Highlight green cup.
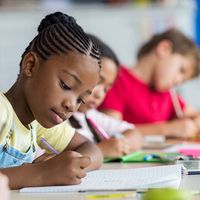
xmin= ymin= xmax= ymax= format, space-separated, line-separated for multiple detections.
xmin=142 ymin=188 xmax=192 ymax=200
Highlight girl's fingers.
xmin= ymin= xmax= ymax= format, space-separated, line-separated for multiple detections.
xmin=79 ymin=156 xmax=91 ymax=169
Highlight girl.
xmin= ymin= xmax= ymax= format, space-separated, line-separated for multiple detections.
xmin=0 ymin=12 xmax=103 ymax=189
xmin=69 ymin=34 xmax=143 ymax=158
xmin=99 ymin=28 xmax=200 ymax=138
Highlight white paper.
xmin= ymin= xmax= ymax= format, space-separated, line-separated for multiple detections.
xmin=20 ymin=164 xmax=182 ymax=193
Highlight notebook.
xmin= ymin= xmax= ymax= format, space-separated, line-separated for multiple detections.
xmin=104 ymin=151 xmax=179 ymax=163
xmin=20 ymin=164 xmax=182 ymax=193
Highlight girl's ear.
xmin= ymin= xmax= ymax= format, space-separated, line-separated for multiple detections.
xmin=155 ymin=39 xmax=173 ymax=58
xmin=21 ymin=52 xmax=39 ymax=77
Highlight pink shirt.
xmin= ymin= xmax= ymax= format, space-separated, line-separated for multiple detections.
xmin=98 ymin=66 xmax=185 ymax=124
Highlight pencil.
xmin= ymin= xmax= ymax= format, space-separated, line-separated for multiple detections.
xmin=40 ymin=137 xmax=59 ymax=155
xmin=170 ymin=89 xmax=184 ymax=118
xmin=86 ymin=117 xmax=110 ymax=140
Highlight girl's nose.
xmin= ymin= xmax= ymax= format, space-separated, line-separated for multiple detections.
xmin=93 ymin=85 xmax=105 ymax=100
xmin=62 ymin=96 xmax=78 ymax=113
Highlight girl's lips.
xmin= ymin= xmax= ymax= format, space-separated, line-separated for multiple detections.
xmin=50 ymin=109 xmax=67 ymax=124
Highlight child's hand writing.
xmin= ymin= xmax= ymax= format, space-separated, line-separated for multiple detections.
xmin=97 ymin=138 xmax=131 ymax=158
xmin=167 ymin=118 xmax=198 ymax=138
xmin=37 ymin=151 xmax=91 ymax=186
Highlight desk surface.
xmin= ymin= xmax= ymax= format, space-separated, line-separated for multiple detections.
xmin=10 ymin=163 xmax=200 ymax=200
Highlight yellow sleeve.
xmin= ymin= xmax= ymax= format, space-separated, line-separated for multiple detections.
xmin=35 ymin=121 xmax=75 ymax=153
xmin=0 ymin=93 xmax=13 ymax=144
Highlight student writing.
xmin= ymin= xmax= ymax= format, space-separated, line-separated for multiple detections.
xmin=0 ymin=12 xmax=103 ymax=189
xmin=69 ymin=34 xmax=143 ymax=158
xmin=99 ymin=28 xmax=200 ymax=138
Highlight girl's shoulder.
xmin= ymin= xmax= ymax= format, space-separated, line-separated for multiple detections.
xmin=0 ymin=92 xmax=13 ymax=121
xmin=0 ymin=92 xmax=14 ymax=143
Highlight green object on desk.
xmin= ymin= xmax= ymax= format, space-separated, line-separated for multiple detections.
xmin=104 ymin=151 xmax=179 ymax=163
xmin=142 ymin=188 xmax=192 ymax=200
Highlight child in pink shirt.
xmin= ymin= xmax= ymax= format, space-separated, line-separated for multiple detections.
xmin=99 ymin=28 xmax=200 ymax=138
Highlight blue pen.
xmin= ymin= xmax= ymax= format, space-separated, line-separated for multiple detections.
xmin=40 ymin=137 xmax=59 ymax=155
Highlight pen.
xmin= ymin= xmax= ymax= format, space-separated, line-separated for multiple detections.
xmin=170 ymin=89 xmax=184 ymax=118
xmin=40 ymin=137 xmax=59 ymax=155
xmin=86 ymin=117 xmax=110 ymax=140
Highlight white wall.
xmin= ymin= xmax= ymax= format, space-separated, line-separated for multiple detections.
xmin=0 ymin=4 xmax=199 ymax=108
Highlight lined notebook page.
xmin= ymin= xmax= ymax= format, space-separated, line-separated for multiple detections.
xmin=20 ymin=164 xmax=182 ymax=193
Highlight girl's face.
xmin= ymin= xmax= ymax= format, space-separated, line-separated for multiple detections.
xmin=78 ymin=58 xmax=118 ymax=113
xmin=152 ymin=53 xmax=194 ymax=91
xmin=23 ymin=52 xmax=100 ymax=128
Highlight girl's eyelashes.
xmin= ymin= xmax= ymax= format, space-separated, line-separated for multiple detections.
xmin=77 ymin=98 xmax=85 ymax=104
xmin=60 ymin=80 xmax=71 ymax=91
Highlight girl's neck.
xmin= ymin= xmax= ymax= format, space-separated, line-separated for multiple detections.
xmin=5 ymin=83 xmax=34 ymax=127
xmin=131 ymin=54 xmax=155 ymax=85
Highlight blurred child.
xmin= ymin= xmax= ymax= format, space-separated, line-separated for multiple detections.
xmin=0 ymin=173 xmax=9 ymax=200
xmin=0 ymin=12 xmax=103 ymax=189
xmin=99 ymin=28 xmax=200 ymax=138
xmin=69 ymin=34 xmax=143 ymax=158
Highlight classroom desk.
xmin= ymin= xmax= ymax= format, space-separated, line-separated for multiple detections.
xmin=10 ymin=163 xmax=200 ymax=200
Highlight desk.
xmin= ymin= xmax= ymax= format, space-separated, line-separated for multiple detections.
xmin=10 ymin=163 xmax=200 ymax=200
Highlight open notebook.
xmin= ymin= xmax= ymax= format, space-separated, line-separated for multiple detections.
xmin=20 ymin=164 xmax=182 ymax=193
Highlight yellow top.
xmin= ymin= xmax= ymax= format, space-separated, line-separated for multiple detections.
xmin=0 ymin=92 xmax=75 ymax=153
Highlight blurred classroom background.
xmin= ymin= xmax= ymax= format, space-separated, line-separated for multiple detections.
xmin=0 ymin=0 xmax=200 ymax=108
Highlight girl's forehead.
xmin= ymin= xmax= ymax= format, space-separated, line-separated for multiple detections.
xmin=56 ymin=53 xmax=100 ymax=83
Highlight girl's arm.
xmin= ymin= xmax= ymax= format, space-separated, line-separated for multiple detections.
xmin=1 ymin=147 xmax=101 ymax=189
xmin=0 ymin=132 xmax=102 ymax=189
xmin=65 ymin=131 xmax=103 ymax=171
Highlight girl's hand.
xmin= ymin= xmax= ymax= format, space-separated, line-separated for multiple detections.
xmin=37 ymin=151 xmax=91 ymax=186
xmin=123 ymin=130 xmax=143 ymax=152
xmin=0 ymin=173 xmax=9 ymax=200
xmin=97 ymin=138 xmax=131 ymax=158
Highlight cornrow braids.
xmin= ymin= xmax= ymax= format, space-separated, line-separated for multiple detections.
xmin=20 ymin=12 xmax=101 ymax=68
xmin=87 ymin=33 xmax=120 ymax=68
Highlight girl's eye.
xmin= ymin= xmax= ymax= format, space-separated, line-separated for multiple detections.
xmin=60 ymin=80 xmax=71 ymax=90
xmin=77 ymin=98 xmax=85 ymax=104
xmin=180 ymin=66 xmax=185 ymax=74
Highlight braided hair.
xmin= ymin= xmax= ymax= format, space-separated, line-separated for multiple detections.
xmin=20 ymin=12 xmax=101 ymax=68
xmin=87 ymin=33 xmax=120 ymax=68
